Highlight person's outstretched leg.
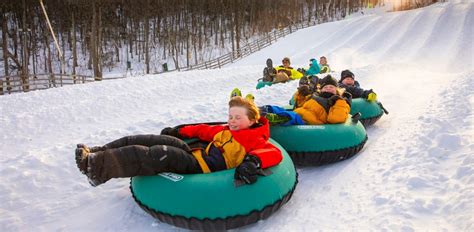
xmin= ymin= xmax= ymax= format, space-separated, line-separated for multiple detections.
xmin=86 ymin=144 xmax=201 ymax=186
xmin=101 ymin=134 xmax=191 ymax=152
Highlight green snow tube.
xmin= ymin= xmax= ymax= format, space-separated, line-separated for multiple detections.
xmin=256 ymin=80 xmax=273 ymax=89
xmin=286 ymin=98 xmax=389 ymax=127
xmin=350 ymin=98 xmax=388 ymax=127
xmin=130 ymin=138 xmax=297 ymax=230
xmin=270 ymin=117 xmax=367 ymax=166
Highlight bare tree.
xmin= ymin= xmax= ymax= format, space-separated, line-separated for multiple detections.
xmin=90 ymin=0 xmax=102 ymax=80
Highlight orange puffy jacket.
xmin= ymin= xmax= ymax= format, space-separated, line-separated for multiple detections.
xmin=294 ymin=95 xmax=350 ymax=125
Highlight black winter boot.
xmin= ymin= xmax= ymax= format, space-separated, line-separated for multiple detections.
xmin=86 ymin=152 xmax=107 ymax=187
xmin=84 ymin=144 xmax=202 ymax=187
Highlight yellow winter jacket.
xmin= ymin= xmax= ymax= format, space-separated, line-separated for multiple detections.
xmin=292 ymin=91 xmax=312 ymax=109
xmin=293 ymin=95 xmax=350 ymax=125
xmin=320 ymin=64 xmax=331 ymax=74
xmin=275 ymin=65 xmax=304 ymax=80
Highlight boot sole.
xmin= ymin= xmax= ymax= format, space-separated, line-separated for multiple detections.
xmin=75 ymin=148 xmax=88 ymax=174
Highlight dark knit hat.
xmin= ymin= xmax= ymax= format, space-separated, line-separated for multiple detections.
xmin=320 ymin=75 xmax=338 ymax=88
xmin=340 ymin=69 xmax=355 ymax=82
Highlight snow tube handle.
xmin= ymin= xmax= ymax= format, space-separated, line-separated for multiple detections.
xmin=351 ymin=112 xmax=361 ymax=124
xmin=377 ymin=102 xmax=389 ymax=114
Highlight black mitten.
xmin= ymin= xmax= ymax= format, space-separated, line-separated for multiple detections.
xmin=319 ymin=91 xmax=334 ymax=99
xmin=328 ymin=95 xmax=342 ymax=107
xmin=234 ymin=155 xmax=261 ymax=185
xmin=297 ymin=68 xmax=306 ymax=75
xmin=160 ymin=127 xmax=181 ymax=138
xmin=362 ymin=89 xmax=372 ymax=99
xmin=298 ymin=85 xmax=312 ymax=96
xmin=342 ymin=92 xmax=352 ymax=106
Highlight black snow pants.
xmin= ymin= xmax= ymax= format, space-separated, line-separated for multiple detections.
xmin=89 ymin=134 xmax=203 ymax=184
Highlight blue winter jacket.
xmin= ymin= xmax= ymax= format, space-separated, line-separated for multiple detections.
xmin=305 ymin=60 xmax=321 ymax=76
xmin=265 ymin=105 xmax=306 ymax=126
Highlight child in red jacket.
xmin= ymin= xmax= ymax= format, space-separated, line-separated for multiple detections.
xmin=75 ymin=96 xmax=282 ymax=186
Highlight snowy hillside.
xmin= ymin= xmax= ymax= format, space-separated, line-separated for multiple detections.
xmin=1 ymin=0 xmax=473 ymax=231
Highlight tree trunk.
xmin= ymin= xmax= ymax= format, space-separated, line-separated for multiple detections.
xmin=220 ymin=18 xmax=225 ymax=48
xmin=97 ymin=3 xmax=103 ymax=77
xmin=91 ymin=0 xmax=102 ymax=80
xmin=185 ymin=14 xmax=190 ymax=68
xmin=230 ymin=15 xmax=235 ymax=58
xmin=30 ymin=10 xmax=37 ymax=80
xmin=129 ymin=18 xmax=133 ymax=59
xmin=45 ymin=34 xmax=54 ymax=87
xmin=145 ymin=0 xmax=150 ymax=73
xmin=1 ymin=13 xmax=7 ymax=94
xmin=235 ymin=7 xmax=241 ymax=57
xmin=2 ymin=13 xmax=10 ymax=84
xmin=72 ymin=10 xmax=77 ymax=82
xmin=12 ymin=21 xmax=18 ymax=59
xmin=21 ymin=0 xmax=29 ymax=91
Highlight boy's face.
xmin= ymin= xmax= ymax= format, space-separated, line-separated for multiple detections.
xmin=342 ymin=77 xmax=355 ymax=86
xmin=228 ymin=106 xmax=254 ymax=131
xmin=282 ymin=59 xmax=290 ymax=68
xmin=320 ymin=57 xmax=327 ymax=65
xmin=321 ymin=85 xmax=337 ymax=95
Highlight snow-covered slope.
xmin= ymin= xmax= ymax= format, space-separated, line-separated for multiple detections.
xmin=1 ymin=1 xmax=473 ymax=231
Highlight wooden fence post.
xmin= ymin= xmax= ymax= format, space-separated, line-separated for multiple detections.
xmin=32 ymin=75 xmax=37 ymax=90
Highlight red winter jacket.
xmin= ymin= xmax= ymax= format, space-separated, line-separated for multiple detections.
xmin=179 ymin=117 xmax=282 ymax=173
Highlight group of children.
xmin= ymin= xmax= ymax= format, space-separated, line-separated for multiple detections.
xmin=74 ymin=56 xmax=378 ymax=188
xmin=259 ymin=56 xmax=378 ymax=126
xmin=262 ymin=56 xmax=331 ymax=83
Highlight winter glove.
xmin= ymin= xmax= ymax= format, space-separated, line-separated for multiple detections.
xmin=319 ymin=91 xmax=333 ymax=98
xmin=297 ymin=68 xmax=306 ymax=75
xmin=160 ymin=127 xmax=181 ymax=138
xmin=342 ymin=92 xmax=352 ymax=106
xmin=234 ymin=155 xmax=262 ymax=185
xmin=298 ymin=85 xmax=311 ymax=96
xmin=367 ymin=92 xmax=377 ymax=102
xmin=328 ymin=95 xmax=342 ymax=107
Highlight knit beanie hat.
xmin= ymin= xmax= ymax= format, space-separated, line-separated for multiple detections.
xmin=320 ymin=75 xmax=338 ymax=88
xmin=340 ymin=69 xmax=355 ymax=82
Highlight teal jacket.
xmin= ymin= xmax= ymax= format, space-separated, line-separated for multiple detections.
xmin=305 ymin=59 xmax=321 ymax=76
